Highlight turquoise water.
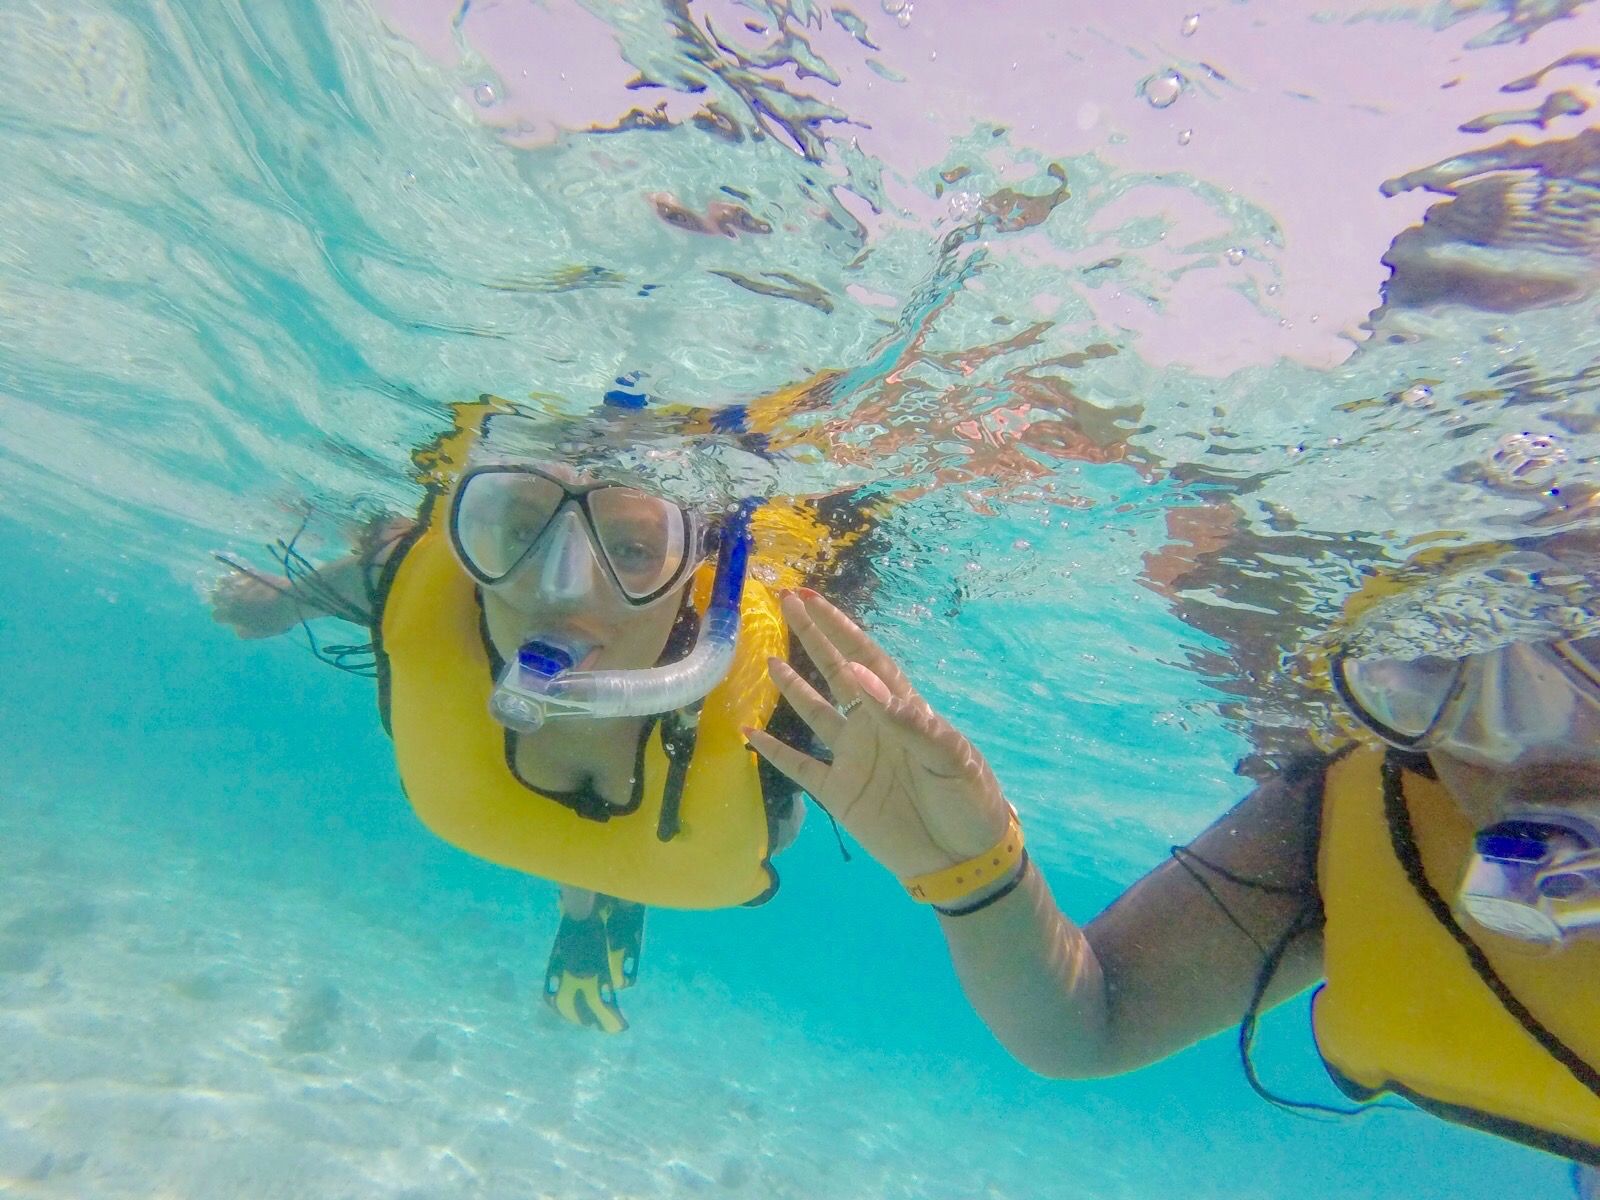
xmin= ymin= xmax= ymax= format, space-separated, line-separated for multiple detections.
xmin=2 ymin=0 xmax=1597 ymax=1196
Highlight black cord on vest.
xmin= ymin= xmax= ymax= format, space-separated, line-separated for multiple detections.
xmin=1175 ymin=751 xmax=1403 ymax=1121
xmin=1382 ymin=755 xmax=1600 ymax=1102
xmin=1235 ymin=905 xmax=1374 ymax=1118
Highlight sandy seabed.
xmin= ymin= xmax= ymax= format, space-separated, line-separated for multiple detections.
xmin=0 ymin=764 xmax=1575 ymax=1200
xmin=0 ymin=781 xmax=1149 ymax=1200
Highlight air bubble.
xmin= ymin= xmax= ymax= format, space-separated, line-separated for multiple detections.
xmin=1177 ymin=128 xmax=1193 ymax=145
xmin=1265 ymin=283 xmax=1281 ymax=296
xmin=947 ymin=190 xmax=981 ymax=220
xmin=1487 ymin=431 xmax=1566 ymax=488
xmin=1224 ymin=246 xmax=1245 ymax=266
xmin=881 ymin=0 xmax=913 ymax=24
xmin=1181 ymin=13 xmax=1200 ymax=36
xmin=1397 ymin=384 xmax=1433 ymax=409
xmin=1140 ymin=70 xmax=1185 ymax=109
xmin=473 ymin=82 xmax=497 ymax=107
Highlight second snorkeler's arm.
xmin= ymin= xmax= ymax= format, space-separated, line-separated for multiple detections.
xmin=937 ymin=767 xmax=1325 ymax=1078
xmin=749 ymin=589 xmax=1325 ymax=1078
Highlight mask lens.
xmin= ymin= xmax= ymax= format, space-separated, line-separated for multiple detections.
xmin=1338 ymin=653 xmax=1460 ymax=741
xmin=452 ymin=471 xmax=565 ymax=582
xmin=588 ymin=487 xmax=689 ymax=600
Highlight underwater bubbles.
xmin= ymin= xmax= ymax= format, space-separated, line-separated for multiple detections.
xmin=1141 ymin=70 xmax=1186 ymax=109
xmin=1224 ymin=247 xmax=1246 ymax=266
xmin=473 ymin=81 xmax=497 ymax=107
xmin=1487 ymin=430 xmax=1566 ymax=488
xmin=1181 ymin=13 xmax=1201 ymax=36
xmin=882 ymin=0 xmax=913 ymax=26
xmin=947 ymin=190 xmax=982 ymax=220
xmin=1177 ymin=128 xmax=1193 ymax=145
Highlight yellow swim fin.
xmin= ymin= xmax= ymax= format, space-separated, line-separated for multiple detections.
xmin=600 ymin=900 xmax=645 ymax=991
xmin=543 ymin=909 xmax=627 ymax=1035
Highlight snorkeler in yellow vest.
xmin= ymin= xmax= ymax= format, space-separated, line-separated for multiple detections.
xmin=744 ymin=534 xmax=1600 ymax=1171
xmin=213 ymin=378 xmax=865 ymax=1034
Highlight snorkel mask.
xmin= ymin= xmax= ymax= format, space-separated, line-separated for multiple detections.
xmin=496 ymin=501 xmax=750 ymax=733
xmin=1333 ymin=638 xmax=1600 ymax=946
xmin=1332 ymin=637 xmax=1600 ymax=767
xmin=432 ymin=377 xmax=815 ymax=731
xmin=445 ymin=403 xmax=767 ymax=732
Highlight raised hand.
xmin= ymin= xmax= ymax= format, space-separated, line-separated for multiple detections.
xmin=745 ymin=589 xmax=1013 ymax=882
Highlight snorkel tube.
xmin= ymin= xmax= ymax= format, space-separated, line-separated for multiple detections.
xmin=488 ymin=501 xmax=756 ymax=733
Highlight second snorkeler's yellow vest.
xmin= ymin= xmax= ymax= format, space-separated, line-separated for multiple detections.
xmin=376 ymin=502 xmax=794 ymax=910
xmin=1314 ymin=747 xmax=1600 ymax=1165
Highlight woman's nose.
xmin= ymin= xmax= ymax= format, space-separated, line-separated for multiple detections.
xmin=1456 ymin=644 xmax=1581 ymax=762
xmin=529 ymin=508 xmax=604 ymax=605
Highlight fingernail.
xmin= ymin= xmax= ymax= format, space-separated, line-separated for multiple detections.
xmin=797 ymin=587 xmax=821 ymax=600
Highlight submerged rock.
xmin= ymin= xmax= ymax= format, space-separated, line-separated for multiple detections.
xmin=281 ymin=981 xmax=342 ymax=1053
xmin=488 ymin=967 xmax=517 ymax=1004
xmin=406 ymin=1031 xmax=445 ymax=1063
xmin=718 ymin=1156 xmax=751 ymax=1189
xmin=169 ymin=968 xmax=229 ymax=1002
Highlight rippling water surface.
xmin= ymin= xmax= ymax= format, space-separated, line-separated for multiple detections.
xmin=1 ymin=0 xmax=1597 ymax=1196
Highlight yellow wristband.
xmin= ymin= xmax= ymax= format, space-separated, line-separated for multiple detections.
xmin=902 ymin=811 xmax=1025 ymax=904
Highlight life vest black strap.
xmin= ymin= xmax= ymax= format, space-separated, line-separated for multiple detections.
xmin=656 ymin=709 xmax=700 ymax=842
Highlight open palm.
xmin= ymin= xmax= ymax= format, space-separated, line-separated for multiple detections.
xmin=746 ymin=590 xmax=1013 ymax=882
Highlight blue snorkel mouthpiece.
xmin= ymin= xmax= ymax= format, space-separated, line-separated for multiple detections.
xmin=488 ymin=639 xmax=584 ymax=733
xmin=517 ymin=641 xmax=575 ymax=678
xmin=488 ymin=502 xmax=757 ymax=732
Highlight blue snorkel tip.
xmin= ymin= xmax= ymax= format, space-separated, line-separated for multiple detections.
xmin=708 ymin=499 xmax=757 ymax=615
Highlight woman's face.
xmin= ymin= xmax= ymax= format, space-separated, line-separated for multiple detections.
xmin=453 ymin=464 xmax=698 ymax=674
xmin=1416 ymin=641 xmax=1600 ymax=823
xmin=1431 ymin=751 xmax=1600 ymax=827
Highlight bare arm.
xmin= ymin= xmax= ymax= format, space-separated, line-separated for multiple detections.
xmin=211 ymin=516 xmax=413 ymax=638
xmin=749 ymin=589 xmax=1326 ymax=1080
xmin=938 ymin=766 xmax=1325 ymax=1078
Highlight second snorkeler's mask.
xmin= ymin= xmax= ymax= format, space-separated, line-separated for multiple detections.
xmin=1332 ymin=636 xmax=1600 ymax=766
xmin=1327 ymin=541 xmax=1600 ymax=766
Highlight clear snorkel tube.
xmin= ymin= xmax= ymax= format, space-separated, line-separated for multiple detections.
xmin=488 ymin=501 xmax=756 ymax=733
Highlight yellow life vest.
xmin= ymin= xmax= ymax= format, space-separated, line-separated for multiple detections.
xmin=374 ymin=503 xmax=798 ymax=912
xmin=1315 ymin=747 xmax=1600 ymax=1165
